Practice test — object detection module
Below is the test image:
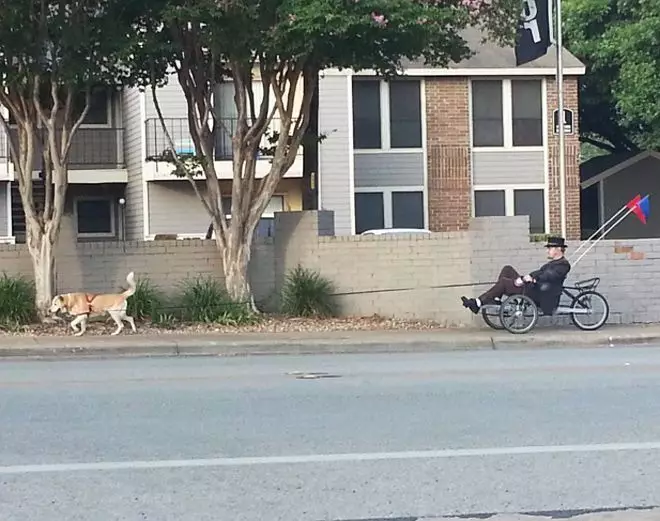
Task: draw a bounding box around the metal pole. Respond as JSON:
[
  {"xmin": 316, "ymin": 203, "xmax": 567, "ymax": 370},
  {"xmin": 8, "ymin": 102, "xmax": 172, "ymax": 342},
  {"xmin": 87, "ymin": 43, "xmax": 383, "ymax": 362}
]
[
  {"xmin": 572, "ymin": 206, "xmax": 634, "ymax": 267},
  {"xmin": 568, "ymin": 203, "xmax": 629, "ymax": 260},
  {"xmin": 556, "ymin": 0, "xmax": 566, "ymax": 239}
]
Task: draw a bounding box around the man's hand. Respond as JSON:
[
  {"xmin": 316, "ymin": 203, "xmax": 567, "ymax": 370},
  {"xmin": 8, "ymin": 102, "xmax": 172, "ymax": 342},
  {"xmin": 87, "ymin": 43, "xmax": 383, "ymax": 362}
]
[
  {"xmin": 523, "ymin": 274, "xmax": 535, "ymax": 283},
  {"xmin": 514, "ymin": 277, "xmax": 523, "ymax": 287}
]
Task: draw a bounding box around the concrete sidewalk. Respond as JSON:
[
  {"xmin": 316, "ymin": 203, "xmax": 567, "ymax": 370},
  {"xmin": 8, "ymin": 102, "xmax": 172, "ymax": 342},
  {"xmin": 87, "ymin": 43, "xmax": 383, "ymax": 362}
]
[{"xmin": 1, "ymin": 324, "xmax": 660, "ymax": 359}]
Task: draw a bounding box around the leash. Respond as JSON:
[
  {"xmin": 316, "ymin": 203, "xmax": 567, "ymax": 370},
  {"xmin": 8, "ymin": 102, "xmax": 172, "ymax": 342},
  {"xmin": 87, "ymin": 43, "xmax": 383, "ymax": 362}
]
[{"xmin": 330, "ymin": 281, "xmax": 497, "ymax": 297}]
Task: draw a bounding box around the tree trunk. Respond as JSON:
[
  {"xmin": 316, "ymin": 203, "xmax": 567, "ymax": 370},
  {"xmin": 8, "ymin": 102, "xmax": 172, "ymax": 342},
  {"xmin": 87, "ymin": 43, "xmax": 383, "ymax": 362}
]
[
  {"xmin": 28, "ymin": 233, "xmax": 55, "ymax": 320},
  {"xmin": 221, "ymin": 234, "xmax": 253, "ymax": 307}
]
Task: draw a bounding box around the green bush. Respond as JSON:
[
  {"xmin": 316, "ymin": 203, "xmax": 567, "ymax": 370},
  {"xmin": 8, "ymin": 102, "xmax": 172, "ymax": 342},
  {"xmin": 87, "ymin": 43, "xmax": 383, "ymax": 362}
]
[
  {"xmin": 127, "ymin": 278, "xmax": 165, "ymax": 322},
  {"xmin": 178, "ymin": 276, "xmax": 255, "ymax": 325},
  {"xmin": 280, "ymin": 265, "xmax": 337, "ymax": 318},
  {"xmin": 0, "ymin": 273, "xmax": 36, "ymax": 325}
]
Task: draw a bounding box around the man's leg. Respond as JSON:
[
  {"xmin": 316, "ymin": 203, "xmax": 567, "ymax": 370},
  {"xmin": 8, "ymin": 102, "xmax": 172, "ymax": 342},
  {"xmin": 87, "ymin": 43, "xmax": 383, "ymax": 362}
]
[{"xmin": 461, "ymin": 265, "xmax": 523, "ymax": 314}]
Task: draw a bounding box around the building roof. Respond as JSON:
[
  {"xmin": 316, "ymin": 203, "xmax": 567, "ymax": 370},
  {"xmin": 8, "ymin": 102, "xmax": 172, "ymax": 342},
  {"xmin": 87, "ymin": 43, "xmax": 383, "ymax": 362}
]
[
  {"xmin": 580, "ymin": 150, "xmax": 660, "ymax": 189},
  {"xmin": 400, "ymin": 27, "xmax": 585, "ymax": 72}
]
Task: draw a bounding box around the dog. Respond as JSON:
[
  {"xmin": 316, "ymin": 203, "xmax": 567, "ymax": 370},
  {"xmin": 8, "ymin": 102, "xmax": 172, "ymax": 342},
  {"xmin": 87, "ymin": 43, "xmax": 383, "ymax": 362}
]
[{"xmin": 49, "ymin": 272, "xmax": 138, "ymax": 336}]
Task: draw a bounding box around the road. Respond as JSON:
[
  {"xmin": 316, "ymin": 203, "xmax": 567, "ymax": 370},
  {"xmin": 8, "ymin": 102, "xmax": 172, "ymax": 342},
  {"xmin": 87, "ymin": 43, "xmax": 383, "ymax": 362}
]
[{"xmin": 2, "ymin": 347, "xmax": 660, "ymax": 520}]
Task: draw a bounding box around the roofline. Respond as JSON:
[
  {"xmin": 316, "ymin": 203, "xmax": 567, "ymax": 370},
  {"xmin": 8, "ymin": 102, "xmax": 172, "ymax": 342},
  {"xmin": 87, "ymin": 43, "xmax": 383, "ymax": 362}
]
[
  {"xmin": 581, "ymin": 150, "xmax": 660, "ymax": 189},
  {"xmin": 322, "ymin": 66, "xmax": 586, "ymax": 77}
]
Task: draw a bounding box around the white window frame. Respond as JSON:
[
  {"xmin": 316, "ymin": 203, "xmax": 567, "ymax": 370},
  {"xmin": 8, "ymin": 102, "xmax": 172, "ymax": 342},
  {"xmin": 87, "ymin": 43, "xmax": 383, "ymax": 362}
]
[
  {"xmin": 78, "ymin": 88, "xmax": 113, "ymax": 129},
  {"xmin": 353, "ymin": 79, "xmax": 424, "ymax": 154},
  {"xmin": 74, "ymin": 196, "xmax": 116, "ymax": 239},
  {"xmin": 469, "ymin": 78, "xmax": 545, "ymax": 152},
  {"xmin": 354, "ymin": 185, "xmax": 426, "ymax": 229},
  {"xmin": 472, "ymin": 184, "xmax": 549, "ymax": 234}
]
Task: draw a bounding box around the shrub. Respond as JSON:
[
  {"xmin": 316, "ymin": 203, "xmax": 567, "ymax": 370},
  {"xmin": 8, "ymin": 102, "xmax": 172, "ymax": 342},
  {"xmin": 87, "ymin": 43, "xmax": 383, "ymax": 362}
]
[
  {"xmin": 127, "ymin": 278, "xmax": 165, "ymax": 322},
  {"xmin": 280, "ymin": 265, "xmax": 337, "ymax": 318},
  {"xmin": 0, "ymin": 273, "xmax": 36, "ymax": 326},
  {"xmin": 178, "ymin": 276, "xmax": 255, "ymax": 325}
]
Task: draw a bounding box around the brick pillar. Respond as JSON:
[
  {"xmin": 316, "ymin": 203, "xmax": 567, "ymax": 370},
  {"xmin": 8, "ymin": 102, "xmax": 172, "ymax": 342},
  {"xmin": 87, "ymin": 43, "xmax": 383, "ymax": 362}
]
[
  {"xmin": 546, "ymin": 77, "xmax": 581, "ymax": 240},
  {"xmin": 425, "ymin": 78, "xmax": 471, "ymax": 232}
]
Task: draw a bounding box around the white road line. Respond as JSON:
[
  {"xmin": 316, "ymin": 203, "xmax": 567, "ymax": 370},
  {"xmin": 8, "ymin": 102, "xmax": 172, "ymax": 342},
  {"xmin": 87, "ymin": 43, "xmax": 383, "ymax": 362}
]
[{"xmin": 3, "ymin": 441, "xmax": 660, "ymax": 475}]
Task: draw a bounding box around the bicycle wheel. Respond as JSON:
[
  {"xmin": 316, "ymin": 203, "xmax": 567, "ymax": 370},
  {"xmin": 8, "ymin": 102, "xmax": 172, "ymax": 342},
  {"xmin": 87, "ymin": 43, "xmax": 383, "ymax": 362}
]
[
  {"xmin": 499, "ymin": 294, "xmax": 538, "ymax": 334},
  {"xmin": 570, "ymin": 290, "xmax": 609, "ymax": 331},
  {"xmin": 481, "ymin": 303, "xmax": 504, "ymax": 330}
]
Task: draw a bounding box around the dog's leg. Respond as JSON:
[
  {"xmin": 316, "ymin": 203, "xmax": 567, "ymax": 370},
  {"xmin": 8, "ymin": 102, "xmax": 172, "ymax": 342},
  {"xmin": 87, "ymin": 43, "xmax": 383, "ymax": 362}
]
[
  {"xmin": 108, "ymin": 311, "xmax": 124, "ymax": 336},
  {"xmin": 121, "ymin": 311, "xmax": 137, "ymax": 333},
  {"xmin": 70, "ymin": 315, "xmax": 86, "ymax": 337}
]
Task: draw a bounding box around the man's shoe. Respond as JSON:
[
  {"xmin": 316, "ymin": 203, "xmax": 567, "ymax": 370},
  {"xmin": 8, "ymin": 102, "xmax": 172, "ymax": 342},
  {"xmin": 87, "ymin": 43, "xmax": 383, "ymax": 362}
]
[{"xmin": 461, "ymin": 296, "xmax": 480, "ymax": 314}]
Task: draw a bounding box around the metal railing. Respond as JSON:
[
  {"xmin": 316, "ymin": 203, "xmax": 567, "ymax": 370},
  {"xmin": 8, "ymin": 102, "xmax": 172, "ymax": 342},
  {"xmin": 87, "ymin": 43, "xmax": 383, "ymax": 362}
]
[
  {"xmin": 145, "ymin": 117, "xmax": 302, "ymax": 162},
  {"xmin": 4, "ymin": 127, "xmax": 124, "ymax": 168}
]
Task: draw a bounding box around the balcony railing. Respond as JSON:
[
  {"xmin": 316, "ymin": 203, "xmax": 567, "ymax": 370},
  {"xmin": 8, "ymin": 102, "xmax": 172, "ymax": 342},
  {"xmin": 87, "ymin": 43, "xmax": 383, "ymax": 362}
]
[
  {"xmin": 6, "ymin": 127, "xmax": 124, "ymax": 169},
  {"xmin": 145, "ymin": 117, "xmax": 301, "ymax": 162}
]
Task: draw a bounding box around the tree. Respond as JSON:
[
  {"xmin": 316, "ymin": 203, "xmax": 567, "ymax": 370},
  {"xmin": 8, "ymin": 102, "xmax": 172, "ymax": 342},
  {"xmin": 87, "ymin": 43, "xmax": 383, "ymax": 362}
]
[
  {"xmin": 563, "ymin": 0, "xmax": 660, "ymax": 153},
  {"xmin": 133, "ymin": 0, "xmax": 520, "ymax": 307},
  {"xmin": 0, "ymin": 0, "xmax": 144, "ymax": 317}
]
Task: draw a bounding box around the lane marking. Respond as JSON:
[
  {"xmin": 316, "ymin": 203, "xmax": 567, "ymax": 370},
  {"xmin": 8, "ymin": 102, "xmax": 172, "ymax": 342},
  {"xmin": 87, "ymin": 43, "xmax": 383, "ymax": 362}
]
[{"xmin": 4, "ymin": 441, "xmax": 660, "ymax": 475}]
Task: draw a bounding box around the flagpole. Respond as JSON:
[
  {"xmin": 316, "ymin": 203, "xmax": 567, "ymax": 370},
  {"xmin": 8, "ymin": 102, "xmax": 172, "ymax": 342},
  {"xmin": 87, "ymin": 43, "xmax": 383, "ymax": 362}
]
[
  {"xmin": 568, "ymin": 203, "xmax": 629, "ymax": 260},
  {"xmin": 556, "ymin": 0, "xmax": 566, "ymax": 239},
  {"xmin": 572, "ymin": 206, "xmax": 635, "ymax": 267}
]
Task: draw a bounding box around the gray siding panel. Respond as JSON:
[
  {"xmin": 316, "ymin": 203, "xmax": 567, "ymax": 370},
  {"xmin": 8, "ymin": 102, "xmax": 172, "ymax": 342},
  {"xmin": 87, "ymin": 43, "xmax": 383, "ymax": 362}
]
[
  {"xmin": 318, "ymin": 75, "xmax": 353, "ymax": 235},
  {"xmin": 144, "ymin": 74, "xmax": 189, "ymax": 120},
  {"xmin": 122, "ymin": 88, "xmax": 145, "ymax": 239},
  {"xmin": 472, "ymin": 149, "xmax": 545, "ymax": 185},
  {"xmin": 354, "ymin": 153, "xmax": 423, "ymax": 187},
  {"xmin": 148, "ymin": 181, "xmax": 210, "ymax": 235}
]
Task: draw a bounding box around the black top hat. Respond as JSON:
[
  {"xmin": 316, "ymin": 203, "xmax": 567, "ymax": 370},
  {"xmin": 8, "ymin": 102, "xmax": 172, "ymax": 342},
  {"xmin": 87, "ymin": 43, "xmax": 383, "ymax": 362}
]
[{"xmin": 545, "ymin": 236, "xmax": 567, "ymax": 248}]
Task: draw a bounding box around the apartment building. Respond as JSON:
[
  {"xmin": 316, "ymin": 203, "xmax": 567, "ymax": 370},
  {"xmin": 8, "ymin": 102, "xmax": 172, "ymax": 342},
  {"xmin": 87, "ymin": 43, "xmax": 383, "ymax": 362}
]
[
  {"xmin": 318, "ymin": 29, "xmax": 586, "ymax": 239},
  {"xmin": 0, "ymin": 30, "xmax": 586, "ymax": 244}
]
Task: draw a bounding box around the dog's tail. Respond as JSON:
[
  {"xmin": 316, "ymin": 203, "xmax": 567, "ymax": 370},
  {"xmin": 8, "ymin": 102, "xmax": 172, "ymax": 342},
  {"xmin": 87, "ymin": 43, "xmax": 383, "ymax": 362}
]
[{"xmin": 123, "ymin": 271, "xmax": 137, "ymax": 298}]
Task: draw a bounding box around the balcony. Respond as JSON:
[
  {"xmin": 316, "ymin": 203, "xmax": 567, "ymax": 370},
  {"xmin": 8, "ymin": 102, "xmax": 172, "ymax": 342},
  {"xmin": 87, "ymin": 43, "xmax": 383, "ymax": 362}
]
[
  {"xmin": 7, "ymin": 127, "xmax": 124, "ymax": 169},
  {"xmin": 144, "ymin": 117, "xmax": 303, "ymax": 180}
]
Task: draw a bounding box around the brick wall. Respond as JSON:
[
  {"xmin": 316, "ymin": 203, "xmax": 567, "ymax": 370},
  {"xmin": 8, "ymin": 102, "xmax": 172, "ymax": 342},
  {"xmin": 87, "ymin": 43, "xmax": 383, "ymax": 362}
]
[
  {"xmin": 425, "ymin": 78, "xmax": 471, "ymax": 232},
  {"xmin": 0, "ymin": 210, "xmax": 656, "ymax": 327},
  {"xmin": 546, "ymin": 77, "xmax": 581, "ymax": 240}
]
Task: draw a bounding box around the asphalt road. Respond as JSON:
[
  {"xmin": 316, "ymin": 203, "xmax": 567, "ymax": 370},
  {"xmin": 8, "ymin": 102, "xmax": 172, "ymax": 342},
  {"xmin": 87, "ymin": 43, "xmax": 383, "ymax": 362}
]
[{"xmin": 2, "ymin": 347, "xmax": 660, "ymax": 520}]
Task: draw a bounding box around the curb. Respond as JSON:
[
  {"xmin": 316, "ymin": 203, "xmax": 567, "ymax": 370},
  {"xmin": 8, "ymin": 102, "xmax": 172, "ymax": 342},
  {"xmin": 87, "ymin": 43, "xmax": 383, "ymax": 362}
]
[{"xmin": 1, "ymin": 329, "xmax": 660, "ymax": 359}]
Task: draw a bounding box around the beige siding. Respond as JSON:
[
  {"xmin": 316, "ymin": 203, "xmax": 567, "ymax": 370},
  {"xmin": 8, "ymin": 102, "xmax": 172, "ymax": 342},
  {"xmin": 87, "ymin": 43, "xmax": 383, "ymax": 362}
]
[
  {"xmin": 318, "ymin": 75, "xmax": 353, "ymax": 235},
  {"xmin": 472, "ymin": 149, "xmax": 545, "ymax": 185},
  {"xmin": 354, "ymin": 152, "xmax": 424, "ymax": 187},
  {"xmin": 122, "ymin": 88, "xmax": 145, "ymax": 239},
  {"xmin": 145, "ymin": 74, "xmax": 188, "ymax": 120},
  {"xmin": 148, "ymin": 181, "xmax": 210, "ymax": 236}
]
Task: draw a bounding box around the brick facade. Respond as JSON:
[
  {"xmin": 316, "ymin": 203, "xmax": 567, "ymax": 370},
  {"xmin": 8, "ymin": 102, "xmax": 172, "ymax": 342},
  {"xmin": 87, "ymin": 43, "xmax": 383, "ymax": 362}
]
[
  {"xmin": 424, "ymin": 75, "xmax": 581, "ymax": 239},
  {"xmin": 425, "ymin": 78, "xmax": 471, "ymax": 232},
  {"xmin": 546, "ymin": 77, "xmax": 581, "ymax": 240}
]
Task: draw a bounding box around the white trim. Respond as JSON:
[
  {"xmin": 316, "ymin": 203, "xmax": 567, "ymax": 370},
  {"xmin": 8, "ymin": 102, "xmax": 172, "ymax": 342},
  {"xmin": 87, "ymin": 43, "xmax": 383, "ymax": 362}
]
[
  {"xmin": 322, "ymin": 67, "xmax": 586, "ymax": 77},
  {"xmin": 420, "ymin": 79, "xmax": 429, "ymax": 229},
  {"xmin": 73, "ymin": 196, "xmax": 117, "ymax": 239},
  {"xmin": 541, "ymin": 78, "xmax": 551, "ymax": 234},
  {"xmin": 5, "ymin": 181, "xmax": 11, "ymax": 238},
  {"xmin": 347, "ymin": 76, "xmax": 356, "ymax": 235},
  {"xmin": 598, "ymin": 180, "xmax": 606, "ymax": 228},
  {"xmin": 140, "ymin": 91, "xmax": 150, "ymax": 239},
  {"xmin": 354, "ymin": 185, "xmax": 425, "ymax": 230},
  {"xmin": 67, "ymin": 169, "xmax": 127, "ymax": 184},
  {"xmin": 580, "ymin": 150, "xmax": 660, "ymax": 189},
  {"xmin": 472, "ymin": 184, "xmax": 548, "ymax": 233},
  {"xmin": 470, "ymin": 78, "xmax": 545, "ymax": 151},
  {"xmin": 353, "ymin": 148, "xmax": 424, "ymax": 155}
]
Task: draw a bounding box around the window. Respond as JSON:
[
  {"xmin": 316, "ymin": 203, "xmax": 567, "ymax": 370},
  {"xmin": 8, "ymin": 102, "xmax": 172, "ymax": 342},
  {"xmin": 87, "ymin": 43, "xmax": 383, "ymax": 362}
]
[
  {"xmin": 474, "ymin": 190, "xmax": 506, "ymax": 217},
  {"xmin": 75, "ymin": 198, "xmax": 115, "ymax": 238},
  {"xmin": 511, "ymin": 80, "xmax": 543, "ymax": 146},
  {"xmin": 471, "ymin": 81, "xmax": 504, "ymax": 147},
  {"xmin": 355, "ymin": 192, "xmax": 385, "ymax": 233},
  {"xmin": 514, "ymin": 189, "xmax": 545, "ymax": 234},
  {"xmin": 8, "ymin": 87, "xmax": 110, "ymax": 126},
  {"xmin": 389, "ymin": 81, "xmax": 422, "ymax": 148},
  {"xmin": 392, "ymin": 191, "xmax": 424, "ymax": 228},
  {"xmin": 355, "ymin": 188, "xmax": 425, "ymax": 233},
  {"xmin": 471, "ymin": 79, "xmax": 544, "ymax": 148},
  {"xmin": 352, "ymin": 80, "xmax": 381, "ymax": 149},
  {"xmin": 473, "ymin": 188, "xmax": 546, "ymax": 233}
]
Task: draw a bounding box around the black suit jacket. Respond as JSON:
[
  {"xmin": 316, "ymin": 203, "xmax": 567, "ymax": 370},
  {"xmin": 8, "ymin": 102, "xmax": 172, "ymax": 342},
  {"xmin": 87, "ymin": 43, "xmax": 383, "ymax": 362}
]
[{"xmin": 529, "ymin": 257, "xmax": 571, "ymax": 314}]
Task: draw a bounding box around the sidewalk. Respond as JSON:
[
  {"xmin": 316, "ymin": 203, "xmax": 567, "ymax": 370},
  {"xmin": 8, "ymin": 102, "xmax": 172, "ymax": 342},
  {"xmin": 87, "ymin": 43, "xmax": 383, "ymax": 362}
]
[{"xmin": 1, "ymin": 324, "xmax": 660, "ymax": 359}]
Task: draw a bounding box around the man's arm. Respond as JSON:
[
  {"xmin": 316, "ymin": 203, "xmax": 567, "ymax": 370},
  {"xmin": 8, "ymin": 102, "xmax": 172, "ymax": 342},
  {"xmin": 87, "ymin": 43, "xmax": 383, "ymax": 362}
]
[{"xmin": 530, "ymin": 260, "xmax": 570, "ymax": 284}]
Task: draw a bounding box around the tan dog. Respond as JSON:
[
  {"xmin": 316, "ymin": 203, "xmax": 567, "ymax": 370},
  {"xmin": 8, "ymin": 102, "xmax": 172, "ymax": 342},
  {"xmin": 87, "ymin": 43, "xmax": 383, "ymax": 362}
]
[{"xmin": 49, "ymin": 272, "xmax": 137, "ymax": 336}]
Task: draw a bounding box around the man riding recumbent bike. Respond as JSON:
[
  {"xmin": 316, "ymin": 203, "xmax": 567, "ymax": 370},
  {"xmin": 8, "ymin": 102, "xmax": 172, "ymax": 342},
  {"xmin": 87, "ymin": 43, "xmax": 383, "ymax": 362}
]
[{"xmin": 461, "ymin": 236, "xmax": 609, "ymax": 334}]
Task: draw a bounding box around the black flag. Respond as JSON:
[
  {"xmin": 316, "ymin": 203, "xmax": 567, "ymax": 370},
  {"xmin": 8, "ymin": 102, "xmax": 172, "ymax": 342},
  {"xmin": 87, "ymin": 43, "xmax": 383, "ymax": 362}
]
[{"xmin": 515, "ymin": 0, "xmax": 552, "ymax": 66}]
